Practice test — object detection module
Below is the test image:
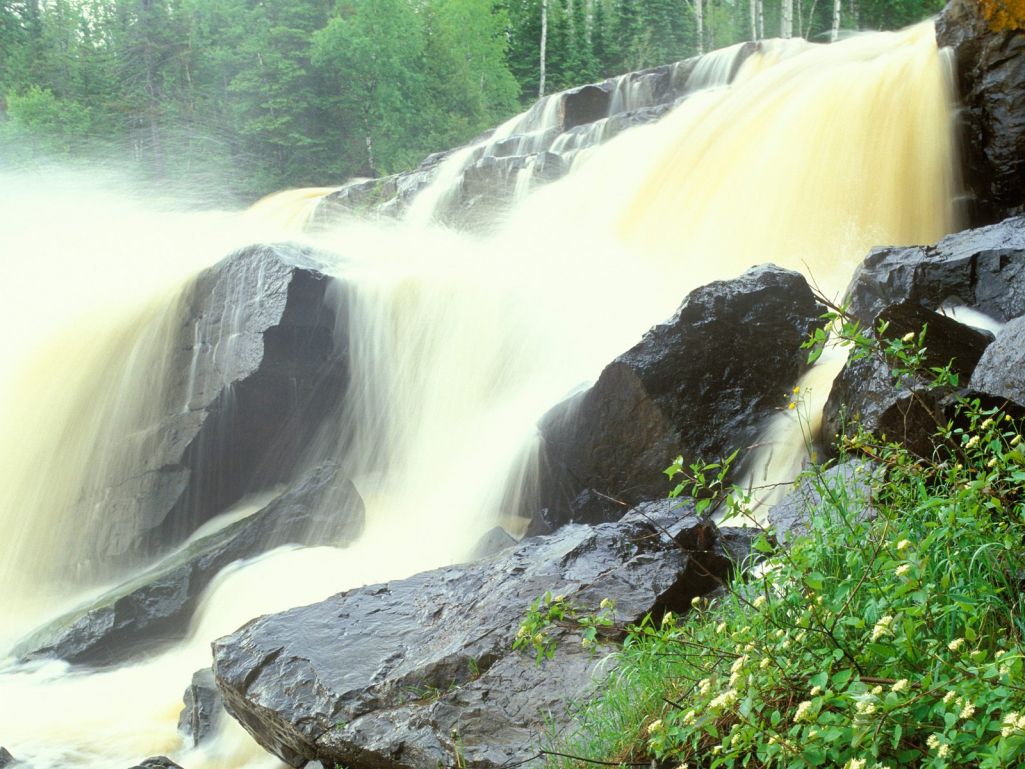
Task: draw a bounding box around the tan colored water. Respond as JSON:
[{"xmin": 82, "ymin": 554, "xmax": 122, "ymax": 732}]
[{"xmin": 0, "ymin": 23, "xmax": 959, "ymax": 768}]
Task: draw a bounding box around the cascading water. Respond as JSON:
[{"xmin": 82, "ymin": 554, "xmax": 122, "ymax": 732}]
[{"xmin": 0, "ymin": 23, "xmax": 960, "ymax": 769}]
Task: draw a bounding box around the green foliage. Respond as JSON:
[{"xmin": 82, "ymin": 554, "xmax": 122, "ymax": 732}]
[
  {"xmin": 513, "ymin": 591, "xmax": 618, "ymax": 663},
  {"xmin": 536, "ymin": 327, "xmax": 1025, "ymax": 769}
]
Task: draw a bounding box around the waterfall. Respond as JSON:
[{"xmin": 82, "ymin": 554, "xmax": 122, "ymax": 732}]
[{"xmin": 0, "ymin": 23, "xmax": 959, "ymax": 769}]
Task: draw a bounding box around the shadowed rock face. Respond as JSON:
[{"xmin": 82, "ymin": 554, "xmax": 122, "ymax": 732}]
[
  {"xmin": 821, "ymin": 302, "xmax": 995, "ymax": 458},
  {"xmin": 937, "ymin": 0, "xmax": 1025, "ymax": 224},
  {"xmin": 844, "ymin": 216, "xmax": 1025, "ymax": 325},
  {"xmin": 969, "ymin": 315, "xmax": 1025, "ymax": 412},
  {"xmin": 534, "ymin": 265, "xmax": 823, "ymax": 531},
  {"xmin": 212, "ymin": 503, "xmax": 749, "ymax": 769},
  {"xmin": 16, "ymin": 464, "xmax": 363, "ymax": 667},
  {"xmin": 73, "ymin": 243, "xmax": 352, "ymax": 567},
  {"xmin": 178, "ymin": 668, "xmax": 225, "ymax": 747}
]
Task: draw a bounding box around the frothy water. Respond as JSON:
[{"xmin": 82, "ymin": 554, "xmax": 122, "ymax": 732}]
[{"xmin": 0, "ymin": 24, "xmax": 960, "ymax": 768}]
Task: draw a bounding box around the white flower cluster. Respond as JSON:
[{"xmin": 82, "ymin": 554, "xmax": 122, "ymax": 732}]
[
  {"xmin": 1001, "ymin": 711, "xmax": 1025, "ymax": 737},
  {"xmin": 870, "ymin": 615, "xmax": 894, "ymax": 642}
]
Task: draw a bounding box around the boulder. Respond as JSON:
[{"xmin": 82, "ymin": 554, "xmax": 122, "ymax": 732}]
[
  {"xmin": 467, "ymin": 526, "xmax": 519, "ymax": 561},
  {"xmin": 213, "ymin": 501, "xmax": 743, "ymax": 769},
  {"xmin": 0, "ymin": 748, "xmax": 15, "ymax": 768},
  {"xmin": 768, "ymin": 462, "xmax": 879, "ymax": 545},
  {"xmin": 76, "ymin": 243, "xmax": 350, "ymax": 565},
  {"xmin": 821, "ymin": 303, "xmax": 992, "ymax": 457},
  {"xmin": 563, "ymin": 83, "xmax": 612, "ymax": 130},
  {"xmin": 937, "ymin": 0, "xmax": 1025, "ymax": 223},
  {"xmin": 844, "ymin": 216, "xmax": 1025, "ymax": 324},
  {"xmin": 535, "ymin": 265, "xmax": 822, "ymax": 529},
  {"xmin": 16, "ymin": 463, "xmax": 363, "ymax": 666},
  {"xmin": 126, "ymin": 758, "xmax": 183, "ymax": 769},
  {"xmin": 178, "ymin": 667, "xmax": 224, "ymax": 747},
  {"xmin": 968, "ymin": 314, "xmax": 1025, "ymax": 411}
]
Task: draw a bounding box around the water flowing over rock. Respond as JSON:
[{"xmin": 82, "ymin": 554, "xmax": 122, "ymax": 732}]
[
  {"xmin": 77, "ymin": 242, "xmax": 351, "ymax": 565},
  {"xmin": 534, "ymin": 265, "xmax": 823, "ymax": 530},
  {"xmin": 315, "ymin": 45, "xmax": 758, "ymax": 229},
  {"xmin": 212, "ymin": 502, "xmax": 746, "ymax": 769},
  {"xmin": 126, "ymin": 758, "xmax": 184, "ymax": 769},
  {"xmin": 844, "ymin": 216, "xmax": 1025, "ymax": 324},
  {"xmin": 937, "ymin": 0, "xmax": 1025, "ymax": 223},
  {"xmin": 16, "ymin": 464, "xmax": 363, "ymax": 666}
]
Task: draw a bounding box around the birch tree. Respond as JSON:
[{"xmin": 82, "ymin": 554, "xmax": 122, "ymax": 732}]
[
  {"xmin": 781, "ymin": 0, "xmax": 793, "ymax": 37},
  {"xmin": 831, "ymin": 0, "xmax": 841, "ymax": 41},
  {"xmin": 539, "ymin": 0, "xmax": 547, "ymax": 96},
  {"xmin": 684, "ymin": 0, "xmax": 703, "ymax": 54}
]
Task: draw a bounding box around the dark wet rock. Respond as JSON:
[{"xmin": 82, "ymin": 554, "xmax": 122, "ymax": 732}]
[
  {"xmin": 768, "ymin": 463, "xmax": 879, "ymax": 545},
  {"xmin": 467, "ymin": 526, "xmax": 518, "ymax": 560},
  {"xmin": 78, "ymin": 243, "xmax": 350, "ymax": 565},
  {"xmin": 937, "ymin": 0, "xmax": 1025, "ymax": 223},
  {"xmin": 213, "ymin": 502, "xmax": 738, "ymax": 769},
  {"xmin": 17, "ymin": 463, "xmax": 363, "ymax": 667},
  {"xmin": 845, "ymin": 216, "xmax": 1025, "ymax": 324},
  {"xmin": 536, "ymin": 265, "xmax": 822, "ymax": 529},
  {"xmin": 179, "ymin": 668, "xmax": 224, "ymax": 747},
  {"xmin": 126, "ymin": 758, "xmax": 183, "ymax": 769},
  {"xmin": 0, "ymin": 747, "xmax": 15, "ymax": 768},
  {"xmin": 969, "ymin": 315, "xmax": 1025, "ymax": 409},
  {"xmin": 563, "ymin": 83, "xmax": 612, "ymax": 130},
  {"xmin": 822, "ymin": 303, "xmax": 994, "ymax": 457}
]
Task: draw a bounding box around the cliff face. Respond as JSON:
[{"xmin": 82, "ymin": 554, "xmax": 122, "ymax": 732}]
[{"xmin": 937, "ymin": 0, "xmax": 1025, "ymax": 224}]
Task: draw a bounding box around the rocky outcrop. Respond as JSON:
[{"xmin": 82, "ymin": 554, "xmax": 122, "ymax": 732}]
[
  {"xmin": 79, "ymin": 243, "xmax": 350, "ymax": 565},
  {"xmin": 213, "ymin": 502, "xmax": 747, "ymax": 769},
  {"xmin": 821, "ymin": 302, "xmax": 995, "ymax": 456},
  {"xmin": 0, "ymin": 748, "xmax": 15, "ymax": 768},
  {"xmin": 179, "ymin": 667, "xmax": 225, "ymax": 747},
  {"xmin": 937, "ymin": 0, "xmax": 1025, "ymax": 223},
  {"xmin": 16, "ymin": 464, "xmax": 363, "ymax": 666},
  {"xmin": 534, "ymin": 265, "xmax": 822, "ymax": 530},
  {"xmin": 968, "ymin": 314, "xmax": 1025, "ymax": 412},
  {"xmin": 844, "ymin": 216, "xmax": 1025, "ymax": 325}
]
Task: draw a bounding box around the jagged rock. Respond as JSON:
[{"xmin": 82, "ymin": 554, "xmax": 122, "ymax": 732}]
[
  {"xmin": 536, "ymin": 265, "xmax": 822, "ymax": 529},
  {"xmin": 937, "ymin": 0, "xmax": 1025, "ymax": 223},
  {"xmin": 768, "ymin": 463, "xmax": 879, "ymax": 545},
  {"xmin": 76, "ymin": 243, "xmax": 350, "ymax": 564},
  {"xmin": 16, "ymin": 463, "xmax": 363, "ymax": 666},
  {"xmin": 969, "ymin": 315, "xmax": 1025, "ymax": 410},
  {"xmin": 213, "ymin": 501, "xmax": 740, "ymax": 769},
  {"xmin": 467, "ymin": 526, "xmax": 518, "ymax": 560},
  {"xmin": 0, "ymin": 747, "xmax": 15, "ymax": 768},
  {"xmin": 126, "ymin": 758, "xmax": 183, "ymax": 769},
  {"xmin": 845, "ymin": 216, "xmax": 1025, "ymax": 324},
  {"xmin": 178, "ymin": 668, "xmax": 224, "ymax": 747},
  {"xmin": 822, "ymin": 302, "xmax": 993, "ymax": 457}
]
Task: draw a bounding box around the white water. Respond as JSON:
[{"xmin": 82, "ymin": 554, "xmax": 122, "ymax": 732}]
[{"xmin": 0, "ymin": 24, "xmax": 960, "ymax": 769}]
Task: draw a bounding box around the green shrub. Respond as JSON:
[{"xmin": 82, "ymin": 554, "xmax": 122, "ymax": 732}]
[{"xmin": 528, "ymin": 313, "xmax": 1025, "ymax": 769}]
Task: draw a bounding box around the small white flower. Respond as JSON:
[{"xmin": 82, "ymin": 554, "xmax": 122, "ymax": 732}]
[
  {"xmin": 938, "ymin": 744, "xmax": 950, "ymax": 759},
  {"xmin": 871, "ymin": 685, "xmax": 883, "ymax": 695},
  {"xmin": 870, "ymin": 615, "xmax": 894, "ymax": 642},
  {"xmin": 943, "ymin": 691, "xmax": 957, "ymax": 705},
  {"xmin": 647, "ymin": 719, "xmax": 663, "ymax": 735},
  {"xmin": 753, "ymin": 595, "xmax": 767, "ymax": 609},
  {"xmin": 716, "ymin": 622, "xmax": 727, "ymax": 634},
  {"xmin": 896, "ymin": 539, "xmax": 911, "ymax": 552},
  {"xmin": 794, "ymin": 700, "xmax": 814, "ymax": 723},
  {"xmin": 982, "ymin": 418, "xmax": 995, "ymax": 430},
  {"xmin": 760, "ymin": 657, "xmax": 771, "ymax": 669},
  {"xmin": 960, "ymin": 700, "xmax": 976, "ymax": 720},
  {"xmin": 927, "ymin": 734, "xmax": 941, "ymax": 750},
  {"xmin": 895, "ymin": 563, "xmax": 912, "ymax": 578},
  {"xmin": 948, "ymin": 638, "xmax": 966, "ymax": 652},
  {"xmin": 845, "ymin": 759, "xmax": 867, "ymax": 769},
  {"xmin": 810, "ymin": 685, "xmax": 823, "ymax": 696},
  {"xmin": 901, "ymin": 331, "xmax": 915, "ymax": 343},
  {"xmin": 891, "ymin": 679, "xmax": 909, "ymax": 693},
  {"xmin": 966, "ymin": 435, "xmax": 981, "ymax": 449}
]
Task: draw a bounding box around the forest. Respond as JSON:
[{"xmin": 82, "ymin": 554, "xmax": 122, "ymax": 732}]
[{"xmin": 0, "ymin": 0, "xmax": 945, "ymax": 201}]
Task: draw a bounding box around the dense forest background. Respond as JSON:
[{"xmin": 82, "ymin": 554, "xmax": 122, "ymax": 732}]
[{"xmin": 0, "ymin": 0, "xmax": 944, "ymax": 201}]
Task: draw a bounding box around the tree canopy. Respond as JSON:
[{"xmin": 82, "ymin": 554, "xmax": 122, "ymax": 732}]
[{"xmin": 0, "ymin": 0, "xmax": 947, "ymax": 201}]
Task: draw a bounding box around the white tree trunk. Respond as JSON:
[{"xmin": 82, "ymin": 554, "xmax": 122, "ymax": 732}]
[
  {"xmin": 750, "ymin": 0, "xmax": 758, "ymax": 39},
  {"xmin": 797, "ymin": 0, "xmax": 803, "ymax": 37},
  {"xmin": 781, "ymin": 0, "xmax": 793, "ymax": 38},
  {"xmin": 757, "ymin": 0, "xmax": 765, "ymax": 39},
  {"xmin": 539, "ymin": 0, "xmax": 548, "ymax": 97},
  {"xmin": 696, "ymin": 0, "xmax": 704, "ymax": 54},
  {"xmin": 831, "ymin": 0, "xmax": 841, "ymax": 41}
]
